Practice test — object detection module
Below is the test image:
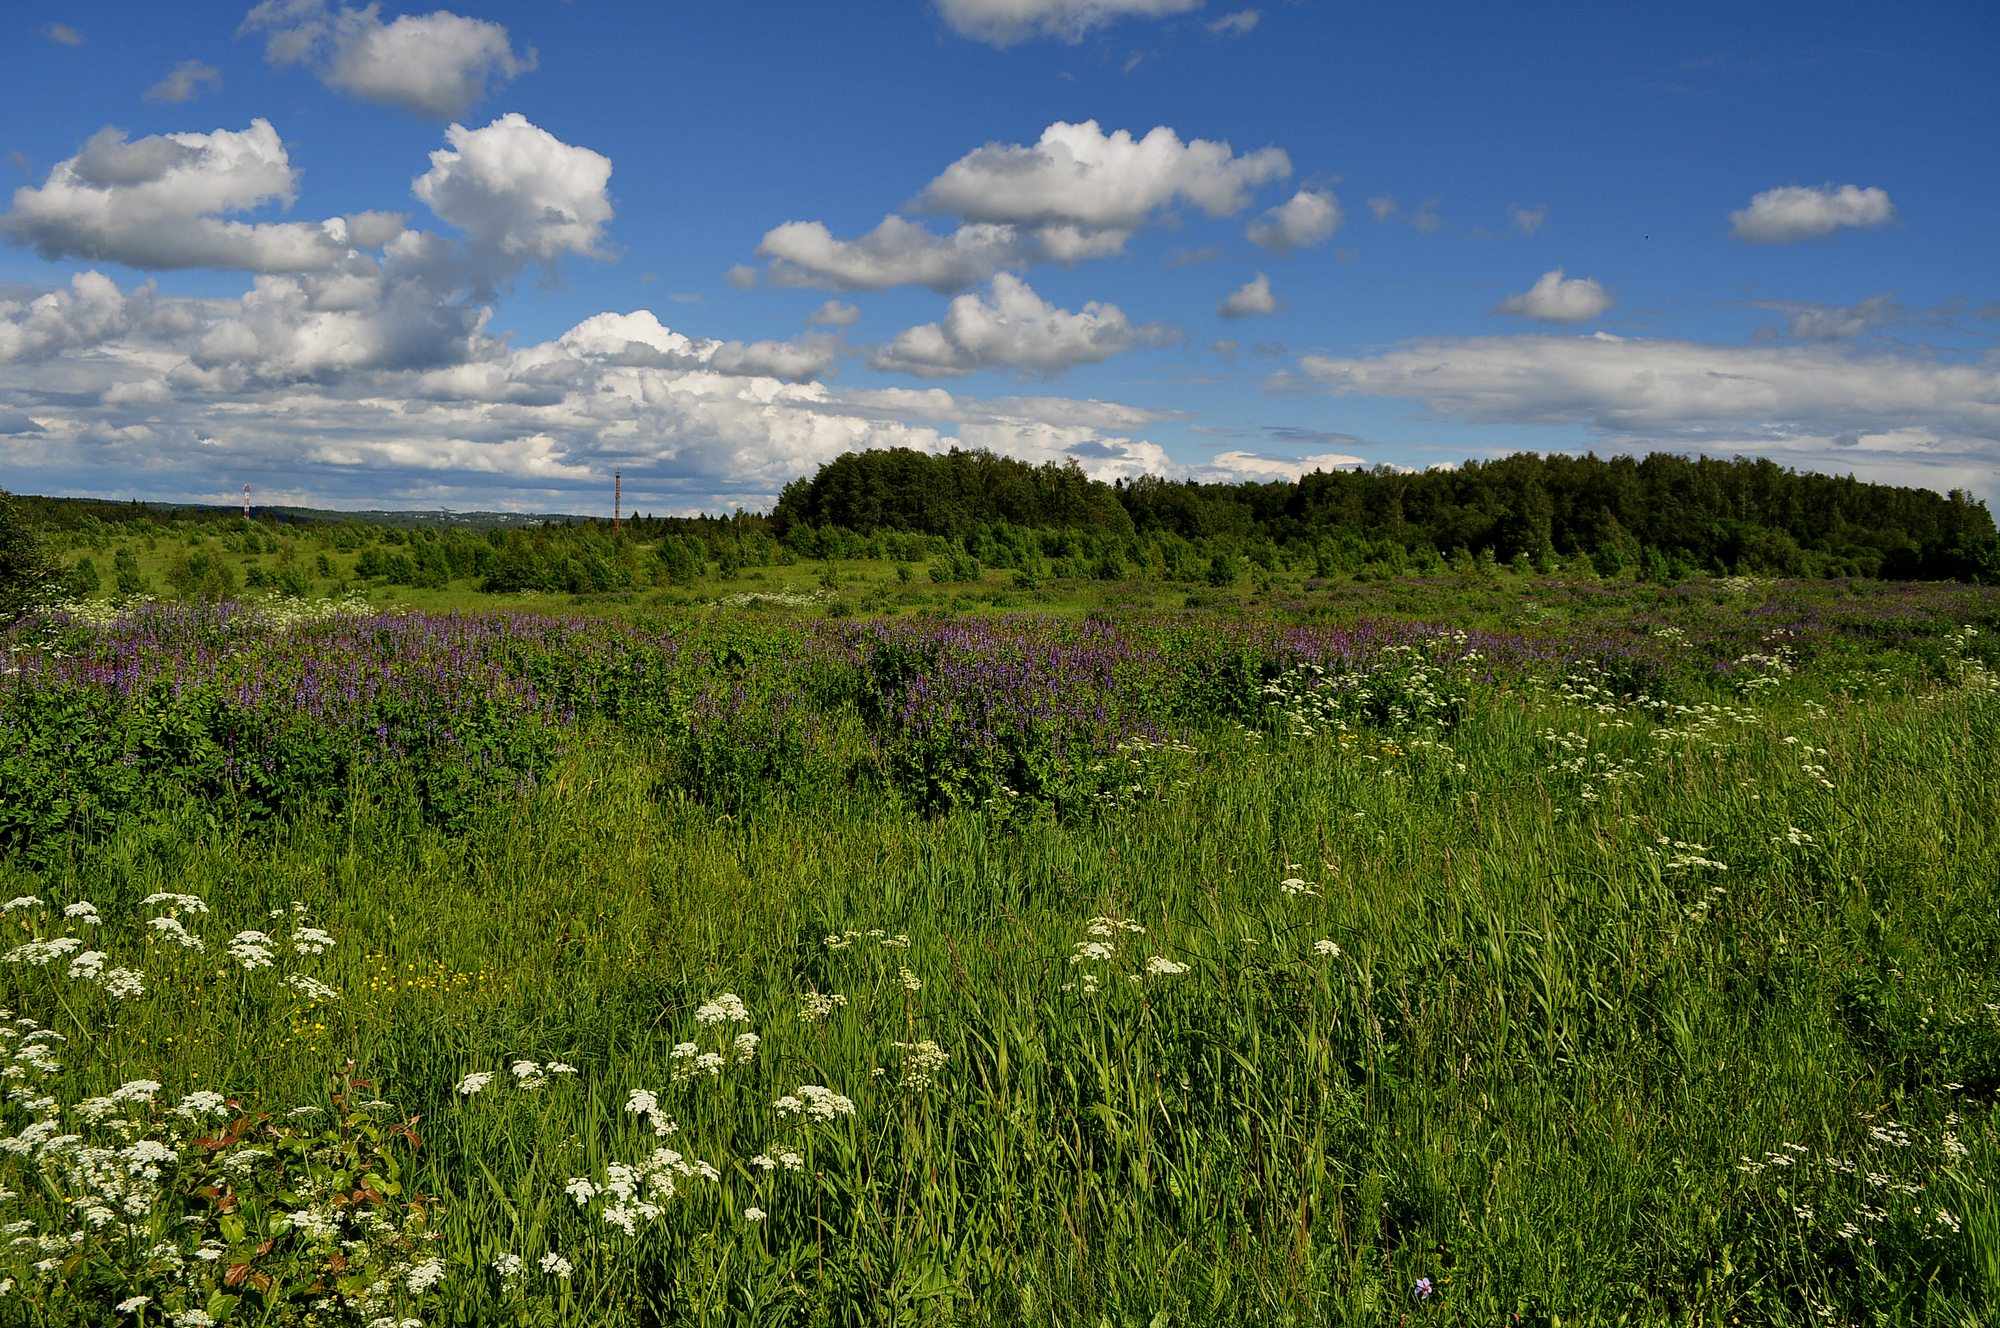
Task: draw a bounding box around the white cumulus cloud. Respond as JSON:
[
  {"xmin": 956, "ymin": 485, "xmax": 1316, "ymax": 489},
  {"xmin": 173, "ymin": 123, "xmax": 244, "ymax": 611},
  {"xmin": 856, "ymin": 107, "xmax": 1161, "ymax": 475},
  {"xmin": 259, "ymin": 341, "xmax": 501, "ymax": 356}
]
[
  {"xmin": 413, "ymin": 114, "xmax": 612, "ymax": 276},
  {"xmin": 918, "ymin": 120, "xmax": 1289, "ymax": 231},
  {"xmin": 935, "ymin": 0, "xmax": 1201, "ymax": 47},
  {"xmin": 242, "ymin": 0, "xmax": 534, "ymax": 118},
  {"xmin": 1494, "ymin": 268, "xmax": 1613, "ymax": 323},
  {"xmin": 0, "ymin": 121, "xmax": 354, "ymax": 272},
  {"xmin": 1247, "ymin": 189, "xmax": 1340, "ymax": 255},
  {"xmin": 0, "ymin": 270, "xmax": 140, "ymax": 363},
  {"xmin": 871, "ymin": 273, "xmax": 1172, "ymax": 378},
  {"xmin": 1218, "ymin": 271, "xmax": 1277, "ymax": 320},
  {"xmin": 1730, "ymin": 184, "xmax": 1894, "ymax": 243},
  {"xmin": 757, "ymin": 215, "xmax": 1121, "ymax": 293},
  {"xmin": 559, "ymin": 310, "xmax": 837, "ymax": 383}
]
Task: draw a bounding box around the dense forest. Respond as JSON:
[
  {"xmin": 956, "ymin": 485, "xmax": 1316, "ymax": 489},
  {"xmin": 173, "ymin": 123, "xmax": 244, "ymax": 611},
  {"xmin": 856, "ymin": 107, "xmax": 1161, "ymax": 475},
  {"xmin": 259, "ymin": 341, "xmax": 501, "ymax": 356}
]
[{"xmin": 775, "ymin": 448, "xmax": 1998, "ymax": 581}]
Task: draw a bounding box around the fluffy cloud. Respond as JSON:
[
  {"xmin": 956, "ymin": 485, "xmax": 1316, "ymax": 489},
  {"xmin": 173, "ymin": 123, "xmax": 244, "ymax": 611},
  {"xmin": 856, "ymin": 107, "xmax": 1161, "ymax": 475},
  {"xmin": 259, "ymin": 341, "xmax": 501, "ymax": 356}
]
[
  {"xmin": 756, "ymin": 120, "xmax": 1289, "ymax": 292},
  {"xmin": 1, "ymin": 121, "xmax": 354, "ymax": 272},
  {"xmin": 559, "ymin": 310, "xmax": 837, "ymax": 382},
  {"xmin": 918, "ymin": 121, "xmax": 1289, "ymax": 230},
  {"xmin": 1247, "ymin": 189, "xmax": 1340, "ymax": 255},
  {"xmin": 2, "ymin": 114, "xmax": 603, "ymax": 390},
  {"xmin": 935, "ymin": 0, "xmax": 1201, "ymax": 46},
  {"xmin": 1494, "ymin": 268, "xmax": 1613, "ymax": 323},
  {"xmin": 413, "ymin": 114, "xmax": 612, "ymax": 276},
  {"xmin": 757, "ymin": 215, "xmax": 1124, "ymax": 293},
  {"xmin": 1730, "ymin": 184, "xmax": 1894, "ymax": 243},
  {"xmin": 1218, "ymin": 272, "xmax": 1277, "ymax": 319},
  {"xmin": 1510, "ymin": 204, "xmax": 1546, "ymax": 236},
  {"xmin": 0, "ymin": 271, "xmax": 140, "ymax": 363},
  {"xmin": 1208, "ymin": 9, "xmax": 1260, "ymax": 35},
  {"xmin": 143, "ymin": 60, "xmax": 223, "ymax": 105},
  {"xmin": 872, "ymin": 273, "xmax": 1172, "ymax": 378},
  {"xmin": 1294, "ymin": 333, "xmax": 2000, "ymax": 462},
  {"xmin": 0, "ymin": 268, "xmax": 1202, "ymax": 511},
  {"xmin": 180, "ymin": 238, "xmax": 486, "ymax": 381},
  {"xmin": 41, "ymin": 22, "xmax": 85, "ymax": 46},
  {"xmin": 242, "ymin": 0, "xmax": 534, "ymax": 117}
]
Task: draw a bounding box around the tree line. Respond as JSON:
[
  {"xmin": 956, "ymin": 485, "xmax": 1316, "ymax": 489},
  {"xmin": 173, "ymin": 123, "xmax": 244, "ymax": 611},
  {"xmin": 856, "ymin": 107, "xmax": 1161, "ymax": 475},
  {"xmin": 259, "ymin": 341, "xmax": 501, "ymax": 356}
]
[
  {"xmin": 4, "ymin": 445, "xmax": 1995, "ymax": 620},
  {"xmin": 773, "ymin": 448, "xmax": 1998, "ymax": 581}
]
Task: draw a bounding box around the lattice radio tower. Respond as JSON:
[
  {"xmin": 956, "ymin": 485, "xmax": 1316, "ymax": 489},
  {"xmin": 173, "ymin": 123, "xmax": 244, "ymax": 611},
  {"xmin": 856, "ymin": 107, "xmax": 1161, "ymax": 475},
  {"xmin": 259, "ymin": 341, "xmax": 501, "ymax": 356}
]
[
  {"xmin": 613, "ymin": 471, "xmax": 622, "ymax": 533},
  {"xmin": 242, "ymin": 484, "xmax": 250, "ymax": 518}
]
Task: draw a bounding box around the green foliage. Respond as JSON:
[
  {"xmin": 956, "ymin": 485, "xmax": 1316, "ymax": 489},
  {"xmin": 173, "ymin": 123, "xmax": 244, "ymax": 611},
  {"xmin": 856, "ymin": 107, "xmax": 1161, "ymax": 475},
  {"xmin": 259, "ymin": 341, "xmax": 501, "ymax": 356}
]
[
  {"xmin": 113, "ymin": 547, "xmax": 146, "ymax": 597},
  {"xmin": 0, "ymin": 489, "xmax": 60, "ymax": 623},
  {"xmin": 163, "ymin": 549, "xmax": 240, "ymax": 601},
  {"xmin": 655, "ymin": 534, "xmax": 708, "ymax": 587},
  {"xmin": 927, "ymin": 547, "xmax": 983, "ymax": 584},
  {"xmin": 4, "ymin": 581, "xmax": 1999, "ymax": 1323}
]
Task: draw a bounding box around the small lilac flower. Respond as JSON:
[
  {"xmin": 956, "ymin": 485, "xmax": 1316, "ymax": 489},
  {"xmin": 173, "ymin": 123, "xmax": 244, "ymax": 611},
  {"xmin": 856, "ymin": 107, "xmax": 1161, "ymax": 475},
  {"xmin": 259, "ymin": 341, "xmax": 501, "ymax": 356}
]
[{"xmin": 1413, "ymin": 1276, "xmax": 1434, "ymax": 1301}]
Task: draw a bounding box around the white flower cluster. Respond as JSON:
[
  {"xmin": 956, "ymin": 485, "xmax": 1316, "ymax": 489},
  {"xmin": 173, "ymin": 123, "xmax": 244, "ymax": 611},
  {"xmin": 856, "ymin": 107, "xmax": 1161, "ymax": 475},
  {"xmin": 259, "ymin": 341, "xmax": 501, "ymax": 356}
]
[
  {"xmin": 749, "ymin": 1149, "xmax": 805, "ymax": 1173},
  {"xmin": 1063, "ymin": 916, "xmax": 1188, "ymax": 992},
  {"xmin": 0, "ymin": 1058, "xmax": 442, "ymax": 1320},
  {"xmin": 459, "ymin": 1061, "xmax": 576, "ymax": 1098},
  {"xmin": 565, "ymin": 1145, "xmax": 719, "ymax": 1235},
  {"xmin": 798, "ymin": 990, "xmax": 848, "ymax": 1022},
  {"xmin": 1656, "ymin": 838, "xmax": 1729, "ymax": 873},
  {"xmin": 887, "ymin": 1040, "xmax": 950, "ymax": 1091},
  {"xmin": 823, "ymin": 928, "xmax": 910, "ymax": 950},
  {"xmin": 490, "ymin": 1249, "xmax": 575, "ymax": 1289},
  {"xmin": 694, "ymin": 992, "xmax": 750, "ymax": 1025},
  {"xmin": 227, "ymin": 931, "xmax": 277, "ymax": 971},
  {"xmin": 775, "ymin": 1085, "xmax": 856, "ymax": 1123},
  {"xmin": 625, "ymin": 1087, "xmax": 678, "ymax": 1137},
  {"xmin": 7, "ymin": 894, "xmax": 336, "ymax": 1009},
  {"xmin": 672, "ymin": 995, "xmax": 761, "ymax": 1082}
]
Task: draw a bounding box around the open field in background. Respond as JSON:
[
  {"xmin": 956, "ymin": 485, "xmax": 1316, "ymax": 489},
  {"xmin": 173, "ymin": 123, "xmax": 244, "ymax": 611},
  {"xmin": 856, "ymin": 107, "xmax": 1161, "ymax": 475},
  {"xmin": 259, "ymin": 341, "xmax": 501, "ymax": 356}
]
[{"xmin": 2, "ymin": 574, "xmax": 1998, "ymax": 1325}]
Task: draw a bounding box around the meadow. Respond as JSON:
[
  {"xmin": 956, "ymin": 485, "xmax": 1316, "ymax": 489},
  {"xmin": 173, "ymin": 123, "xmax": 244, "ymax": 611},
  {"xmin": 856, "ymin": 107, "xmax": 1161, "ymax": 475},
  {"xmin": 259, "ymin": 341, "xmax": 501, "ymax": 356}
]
[{"xmin": 2, "ymin": 568, "xmax": 1997, "ymax": 1326}]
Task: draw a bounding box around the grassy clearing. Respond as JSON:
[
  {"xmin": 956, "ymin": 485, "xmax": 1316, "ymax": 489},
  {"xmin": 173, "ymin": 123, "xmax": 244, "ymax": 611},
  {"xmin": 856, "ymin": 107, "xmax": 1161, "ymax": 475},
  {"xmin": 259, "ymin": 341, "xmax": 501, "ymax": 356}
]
[{"xmin": 1, "ymin": 583, "xmax": 1997, "ymax": 1325}]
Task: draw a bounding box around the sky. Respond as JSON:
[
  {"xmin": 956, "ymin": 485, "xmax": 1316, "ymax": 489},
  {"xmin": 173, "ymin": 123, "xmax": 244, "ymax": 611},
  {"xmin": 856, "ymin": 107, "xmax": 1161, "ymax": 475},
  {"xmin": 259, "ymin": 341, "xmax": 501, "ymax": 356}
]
[{"xmin": 2, "ymin": 0, "xmax": 1996, "ymax": 516}]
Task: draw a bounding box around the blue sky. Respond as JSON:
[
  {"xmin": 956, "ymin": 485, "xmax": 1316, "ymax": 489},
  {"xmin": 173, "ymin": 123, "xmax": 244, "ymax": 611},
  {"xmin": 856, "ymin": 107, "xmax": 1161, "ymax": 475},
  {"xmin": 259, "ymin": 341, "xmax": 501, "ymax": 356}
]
[{"xmin": 2, "ymin": 0, "xmax": 1995, "ymax": 514}]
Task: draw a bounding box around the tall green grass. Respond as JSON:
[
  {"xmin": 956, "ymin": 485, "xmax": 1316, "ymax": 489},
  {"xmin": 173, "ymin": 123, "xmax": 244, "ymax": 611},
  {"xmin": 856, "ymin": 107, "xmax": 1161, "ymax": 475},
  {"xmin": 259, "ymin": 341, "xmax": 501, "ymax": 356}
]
[{"xmin": 3, "ymin": 641, "xmax": 1997, "ymax": 1324}]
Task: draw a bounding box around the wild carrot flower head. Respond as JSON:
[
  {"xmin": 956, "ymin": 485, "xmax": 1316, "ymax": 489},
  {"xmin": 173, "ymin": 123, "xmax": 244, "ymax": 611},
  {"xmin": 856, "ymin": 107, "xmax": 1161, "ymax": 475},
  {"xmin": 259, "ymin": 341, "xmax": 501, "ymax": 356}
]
[
  {"xmin": 694, "ymin": 993, "xmax": 750, "ymax": 1025},
  {"xmin": 776, "ymin": 1085, "xmax": 855, "ymax": 1122},
  {"xmin": 227, "ymin": 932, "xmax": 277, "ymax": 971},
  {"xmin": 799, "ymin": 991, "xmax": 847, "ymax": 1022}
]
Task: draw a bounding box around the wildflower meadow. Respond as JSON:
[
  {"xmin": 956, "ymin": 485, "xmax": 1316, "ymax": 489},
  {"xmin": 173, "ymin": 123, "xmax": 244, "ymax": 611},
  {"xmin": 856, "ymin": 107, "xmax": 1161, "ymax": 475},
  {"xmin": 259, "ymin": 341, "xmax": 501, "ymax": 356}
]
[{"xmin": 1, "ymin": 574, "xmax": 1997, "ymax": 1325}]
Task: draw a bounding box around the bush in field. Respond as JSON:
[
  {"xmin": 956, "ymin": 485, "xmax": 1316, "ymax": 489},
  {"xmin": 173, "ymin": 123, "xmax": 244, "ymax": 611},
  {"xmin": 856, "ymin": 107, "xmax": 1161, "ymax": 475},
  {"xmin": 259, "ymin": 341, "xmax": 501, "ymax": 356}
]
[{"xmin": 163, "ymin": 549, "xmax": 238, "ymax": 602}]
